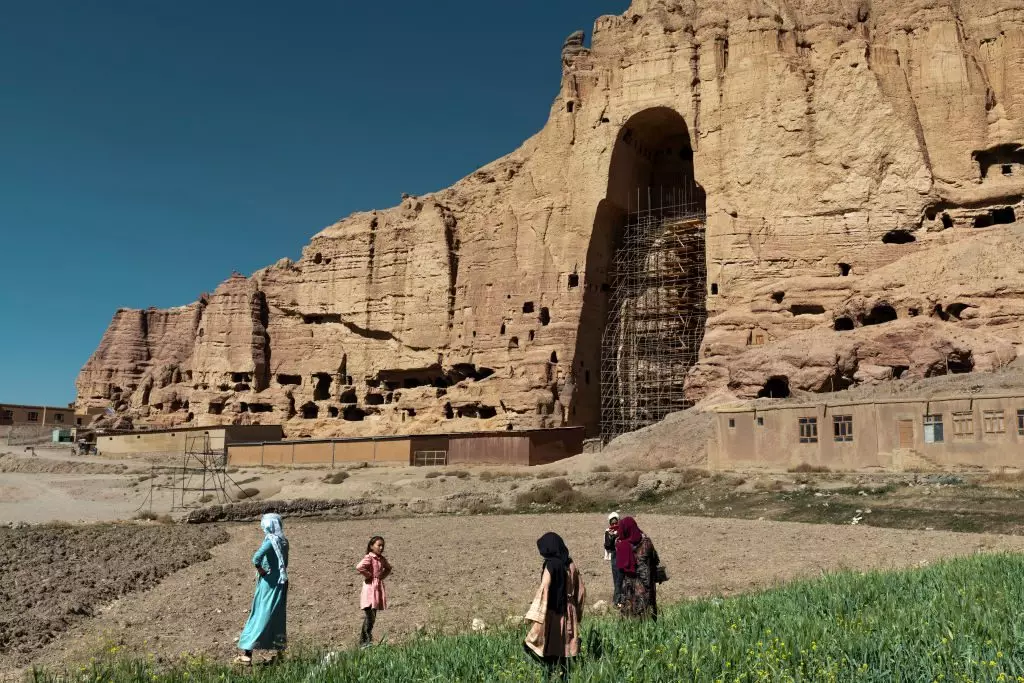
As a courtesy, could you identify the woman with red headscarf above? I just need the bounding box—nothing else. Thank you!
[615,516,659,620]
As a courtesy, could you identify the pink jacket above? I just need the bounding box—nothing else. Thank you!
[356,552,391,610]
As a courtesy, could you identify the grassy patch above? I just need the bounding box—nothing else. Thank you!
[788,462,831,473]
[480,470,531,482]
[514,478,574,506]
[323,471,349,485]
[610,472,640,490]
[985,468,1024,485]
[677,468,709,484]
[236,487,260,500]
[31,554,1024,682]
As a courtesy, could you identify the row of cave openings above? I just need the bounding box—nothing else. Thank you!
[766,285,977,335]
[865,205,1018,248]
[753,344,975,401]
[497,299,552,349]
[832,301,975,333]
[204,365,501,423]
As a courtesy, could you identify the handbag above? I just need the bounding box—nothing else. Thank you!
[652,547,668,584]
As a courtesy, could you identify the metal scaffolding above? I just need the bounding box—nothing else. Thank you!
[137,433,245,514]
[600,187,707,442]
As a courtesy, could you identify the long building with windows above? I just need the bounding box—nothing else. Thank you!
[711,393,1024,471]
[0,403,80,427]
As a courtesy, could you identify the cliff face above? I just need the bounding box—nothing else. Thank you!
[77,0,1024,439]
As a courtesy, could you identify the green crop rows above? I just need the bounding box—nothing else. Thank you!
[34,553,1024,682]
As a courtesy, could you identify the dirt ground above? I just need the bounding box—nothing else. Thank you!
[0,523,227,668]
[7,443,1024,678]
[0,449,154,524]
[16,513,1024,678]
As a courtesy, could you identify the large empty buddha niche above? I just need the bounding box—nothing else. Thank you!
[584,106,707,442]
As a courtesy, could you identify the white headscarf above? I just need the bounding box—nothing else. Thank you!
[260,512,288,584]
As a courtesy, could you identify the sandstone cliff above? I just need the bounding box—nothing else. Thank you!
[78,0,1024,439]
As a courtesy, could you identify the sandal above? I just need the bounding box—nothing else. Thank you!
[232,654,252,666]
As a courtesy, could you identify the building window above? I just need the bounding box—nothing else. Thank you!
[413,450,448,466]
[728,418,735,428]
[983,410,1005,434]
[952,412,974,439]
[756,416,764,426]
[1018,410,1024,436]
[27,411,39,422]
[923,414,944,443]
[1,409,12,420]
[54,413,64,423]
[798,417,818,443]
[833,415,853,442]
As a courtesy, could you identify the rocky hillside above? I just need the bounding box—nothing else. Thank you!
[78,0,1024,439]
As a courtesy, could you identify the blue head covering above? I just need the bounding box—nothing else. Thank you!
[260,513,288,584]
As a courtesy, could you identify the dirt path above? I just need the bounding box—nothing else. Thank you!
[23,513,1024,676]
[0,473,139,523]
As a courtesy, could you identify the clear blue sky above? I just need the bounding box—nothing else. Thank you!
[0,1,626,407]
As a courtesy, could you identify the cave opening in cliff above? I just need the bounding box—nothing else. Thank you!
[757,376,791,399]
[576,106,707,442]
[313,373,332,401]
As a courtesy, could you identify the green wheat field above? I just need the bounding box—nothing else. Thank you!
[33,553,1024,682]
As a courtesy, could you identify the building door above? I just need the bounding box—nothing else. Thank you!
[897,420,914,449]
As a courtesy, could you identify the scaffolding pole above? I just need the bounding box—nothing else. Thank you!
[600,186,707,443]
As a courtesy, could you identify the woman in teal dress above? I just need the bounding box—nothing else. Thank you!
[234,513,289,665]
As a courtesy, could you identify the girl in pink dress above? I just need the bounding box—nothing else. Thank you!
[355,535,391,647]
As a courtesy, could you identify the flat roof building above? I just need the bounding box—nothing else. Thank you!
[227,426,584,468]
[0,403,77,427]
[97,424,284,456]
[710,392,1024,471]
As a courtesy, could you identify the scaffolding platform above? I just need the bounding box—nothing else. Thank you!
[600,188,707,443]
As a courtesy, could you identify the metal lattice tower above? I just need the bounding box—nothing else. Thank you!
[137,433,245,514]
[600,187,707,443]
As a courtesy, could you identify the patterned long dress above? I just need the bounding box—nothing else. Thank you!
[524,562,586,659]
[618,535,658,620]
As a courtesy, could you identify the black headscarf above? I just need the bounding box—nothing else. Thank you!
[537,532,573,615]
